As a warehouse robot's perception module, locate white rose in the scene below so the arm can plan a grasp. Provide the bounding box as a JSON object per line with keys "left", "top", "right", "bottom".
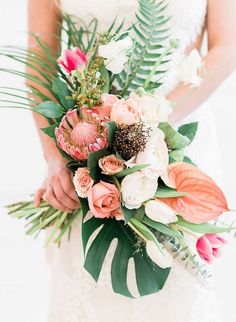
{"left": 146, "top": 240, "right": 173, "bottom": 269}
{"left": 121, "top": 171, "right": 158, "bottom": 209}
{"left": 98, "top": 37, "right": 133, "bottom": 74}
{"left": 178, "top": 49, "right": 204, "bottom": 87}
{"left": 126, "top": 129, "right": 169, "bottom": 179}
{"left": 145, "top": 199, "right": 178, "bottom": 224}
{"left": 129, "top": 92, "right": 172, "bottom": 125}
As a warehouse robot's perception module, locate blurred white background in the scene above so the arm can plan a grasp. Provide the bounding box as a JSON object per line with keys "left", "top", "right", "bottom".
{"left": 0, "top": 0, "right": 236, "bottom": 321}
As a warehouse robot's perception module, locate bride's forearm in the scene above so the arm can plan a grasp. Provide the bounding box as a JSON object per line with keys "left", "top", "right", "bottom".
{"left": 168, "top": 45, "right": 236, "bottom": 123}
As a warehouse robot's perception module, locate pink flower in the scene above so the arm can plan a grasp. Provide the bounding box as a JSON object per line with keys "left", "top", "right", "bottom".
{"left": 55, "top": 107, "right": 108, "bottom": 161}
{"left": 92, "top": 94, "right": 119, "bottom": 121}
{"left": 73, "top": 167, "right": 94, "bottom": 198}
{"left": 196, "top": 234, "right": 227, "bottom": 264}
{"left": 88, "top": 181, "right": 120, "bottom": 218}
{"left": 57, "top": 48, "right": 88, "bottom": 73}
{"left": 110, "top": 95, "right": 140, "bottom": 126}
{"left": 98, "top": 155, "right": 124, "bottom": 175}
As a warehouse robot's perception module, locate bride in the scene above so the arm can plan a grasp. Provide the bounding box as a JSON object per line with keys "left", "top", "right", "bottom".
{"left": 28, "top": 0, "right": 236, "bottom": 321}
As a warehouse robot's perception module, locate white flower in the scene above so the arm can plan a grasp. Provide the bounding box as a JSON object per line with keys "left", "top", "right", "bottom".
{"left": 121, "top": 171, "right": 158, "bottom": 209}
{"left": 98, "top": 36, "right": 133, "bottom": 74}
{"left": 146, "top": 240, "right": 173, "bottom": 269}
{"left": 129, "top": 92, "right": 172, "bottom": 125}
{"left": 145, "top": 199, "right": 178, "bottom": 224}
{"left": 126, "top": 128, "right": 169, "bottom": 179}
{"left": 179, "top": 49, "right": 204, "bottom": 87}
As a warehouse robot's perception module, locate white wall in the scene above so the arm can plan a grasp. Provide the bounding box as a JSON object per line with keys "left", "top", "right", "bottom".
{"left": 0, "top": 1, "right": 236, "bottom": 321}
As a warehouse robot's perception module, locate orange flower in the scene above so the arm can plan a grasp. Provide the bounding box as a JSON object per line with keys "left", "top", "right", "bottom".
{"left": 161, "top": 162, "right": 228, "bottom": 224}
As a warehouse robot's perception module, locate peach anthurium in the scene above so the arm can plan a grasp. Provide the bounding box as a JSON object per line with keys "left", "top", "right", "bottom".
{"left": 160, "top": 162, "right": 228, "bottom": 224}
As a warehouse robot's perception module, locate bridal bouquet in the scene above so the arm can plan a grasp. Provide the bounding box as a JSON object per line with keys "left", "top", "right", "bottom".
{"left": 1, "top": 0, "right": 231, "bottom": 298}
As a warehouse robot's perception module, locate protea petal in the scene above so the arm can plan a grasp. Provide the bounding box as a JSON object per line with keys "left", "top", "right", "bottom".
{"left": 55, "top": 108, "right": 108, "bottom": 161}
{"left": 160, "top": 162, "right": 228, "bottom": 224}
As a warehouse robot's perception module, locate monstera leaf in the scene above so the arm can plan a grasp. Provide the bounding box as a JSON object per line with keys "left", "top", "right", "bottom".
{"left": 82, "top": 214, "right": 171, "bottom": 298}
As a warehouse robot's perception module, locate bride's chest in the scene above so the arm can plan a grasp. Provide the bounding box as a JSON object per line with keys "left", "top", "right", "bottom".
{"left": 61, "top": 0, "right": 207, "bottom": 45}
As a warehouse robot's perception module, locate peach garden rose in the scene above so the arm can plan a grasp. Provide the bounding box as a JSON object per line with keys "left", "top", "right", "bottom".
{"left": 73, "top": 167, "right": 94, "bottom": 198}
{"left": 110, "top": 95, "right": 140, "bottom": 126}
{"left": 98, "top": 154, "right": 124, "bottom": 175}
{"left": 88, "top": 181, "right": 120, "bottom": 218}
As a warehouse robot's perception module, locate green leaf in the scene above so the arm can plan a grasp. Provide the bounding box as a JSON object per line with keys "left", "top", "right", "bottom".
{"left": 100, "top": 64, "right": 110, "bottom": 93}
{"left": 178, "top": 122, "right": 198, "bottom": 144}
{"left": 79, "top": 198, "right": 90, "bottom": 220}
{"left": 41, "top": 123, "right": 59, "bottom": 138}
{"left": 87, "top": 149, "right": 109, "bottom": 181}
{"left": 177, "top": 217, "right": 231, "bottom": 234}
{"left": 121, "top": 206, "right": 134, "bottom": 223}
{"left": 83, "top": 218, "right": 170, "bottom": 297}
{"left": 34, "top": 101, "right": 64, "bottom": 118}
{"left": 107, "top": 121, "right": 117, "bottom": 147}
{"left": 52, "top": 78, "right": 75, "bottom": 110}
{"left": 116, "top": 164, "right": 150, "bottom": 178}
{"left": 159, "top": 122, "right": 190, "bottom": 150}
{"left": 183, "top": 156, "right": 196, "bottom": 165}
{"left": 169, "top": 149, "right": 184, "bottom": 162}
{"left": 142, "top": 216, "right": 182, "bottom": 238}
{"left": 155, "top": 186, "right": 188, "bottom": 198}
{"left": 66, "top": 160, "right": 87, "bottom": 173}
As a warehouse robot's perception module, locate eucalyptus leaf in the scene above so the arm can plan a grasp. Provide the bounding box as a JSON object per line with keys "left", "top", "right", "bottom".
{"left": 35, "top": 101, "right": 64, "bottom": 118}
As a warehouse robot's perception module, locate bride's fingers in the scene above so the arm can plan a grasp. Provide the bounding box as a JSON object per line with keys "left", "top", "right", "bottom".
{"left": 53, "top": 178, "right": 80, "bottom": 210}
{"left": 60, "top": 172, "right": 80, "bottom": 203}
{"left": 34, "top": 188, "right": 46, "bottom": 208}
{"left": 43, "top": 187, "right": 73, "bottom": 213}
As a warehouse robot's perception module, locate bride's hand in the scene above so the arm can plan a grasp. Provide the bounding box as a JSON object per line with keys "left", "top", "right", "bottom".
{"left": 34, "top": 155, "right": 80, "bottom": 213}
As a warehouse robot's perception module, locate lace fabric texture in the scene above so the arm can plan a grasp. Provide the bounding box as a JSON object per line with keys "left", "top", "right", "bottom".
{"left": 48, "top": 1, "right": 224, "bottom": 321}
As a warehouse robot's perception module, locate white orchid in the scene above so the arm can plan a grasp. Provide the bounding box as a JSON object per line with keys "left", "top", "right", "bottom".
{"left": 179, "top": 49, "right": 204, "bottom": 87}
{"left": 98, "top": 36, "right": 133, "bottom": 74}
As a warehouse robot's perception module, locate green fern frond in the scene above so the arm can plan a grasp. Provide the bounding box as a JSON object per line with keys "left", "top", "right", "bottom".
{"left": 117, "top": 0, "right": 171, "bottom": 95}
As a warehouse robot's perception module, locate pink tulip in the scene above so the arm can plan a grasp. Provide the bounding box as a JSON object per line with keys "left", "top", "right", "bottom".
{"left": 196, "top": 234, "right": 227, "bottom": 264}
{"left": 57, "top": 48, "right": 88, "bottom": 73}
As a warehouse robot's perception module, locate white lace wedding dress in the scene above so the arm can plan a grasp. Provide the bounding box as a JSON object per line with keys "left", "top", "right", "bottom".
{"left": 48, "top": 1, "right": 224, "bottom": 321}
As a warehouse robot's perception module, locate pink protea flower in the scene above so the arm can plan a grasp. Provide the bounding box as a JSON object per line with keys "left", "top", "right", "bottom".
{"left": 57, "top": 48, "right": 88, "bottom": 73}
{"left": 196, "top": 234, "right": 227, "bottom": 264}
{"left": 55, "top": 107, "right": 108, "bottom": 161}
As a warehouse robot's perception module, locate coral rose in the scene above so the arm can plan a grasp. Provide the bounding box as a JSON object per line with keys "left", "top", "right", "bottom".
{"left": 88, "top": 181, "right": 120, "bottom": 218}
{"left": 196, "top": 234, "right": 227, "bottom": 264}
{"left": 99, "top": 155, "right": 124, "bottom": 175}
{"left": 73, "top": 167, "right": 94, "bottom": 198}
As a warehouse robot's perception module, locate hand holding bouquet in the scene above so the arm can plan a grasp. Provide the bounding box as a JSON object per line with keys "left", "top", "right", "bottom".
{"left": 1, "top": 0, "right": 232, "bottom": 298}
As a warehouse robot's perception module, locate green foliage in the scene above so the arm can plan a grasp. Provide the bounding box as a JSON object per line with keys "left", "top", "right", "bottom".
{"left": 159, "top": 122, "right": 190, "bottom": 150}
{"left": 107, "top": 121, "right": 117, "bottom": 147}
{"left": 177, "top": 217, "right": 231, "bottom": 234}
{"left": 142, "top": 216, "right": 182, "bottom": 238}
{"left": 117, "top": 0, "right": 171, "bottom": 95}
{"left": 52, "top": 79, "right": 75, "bottom": 110}
{"left": 155, "top": 186, "right": 188, "bottom": 198}
{"left": 34, "top": 101, "right": 64, "bottom": 119}
{"left": 87, "top": 149, "right": 110, "bottom": 181}
{"left": 82, "top": 216, "right": 170, "bottom": 297}
{"left": 121, "top": 206, "right": 134, "bottom": 223}
{"left": 178, "top": 122, "right": 198, "bottom": 144}
{"left": 116, "top": 164, "right": 150, "bottom": 178}
{"left": 41, "top": 123, "right": 59, "bottom": 138}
